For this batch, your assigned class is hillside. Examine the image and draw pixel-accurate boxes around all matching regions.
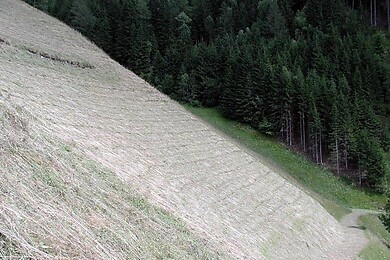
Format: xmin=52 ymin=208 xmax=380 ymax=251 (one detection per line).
xmin=0 ymin=104 xmax=224 ymax=259
xmin=24 ymin=0 xmax=390 ymax=191
xmin=0 ymin=0 xmax=371 ymax=259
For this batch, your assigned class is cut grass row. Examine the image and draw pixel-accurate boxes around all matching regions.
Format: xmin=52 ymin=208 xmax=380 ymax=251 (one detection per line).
xmin=185 ymin=106 xmax=390 ymax=258
xmin=184 ymin=106 xmax=386 ymax=218
xmin=0 ymin=105 xmax=224 ymax=259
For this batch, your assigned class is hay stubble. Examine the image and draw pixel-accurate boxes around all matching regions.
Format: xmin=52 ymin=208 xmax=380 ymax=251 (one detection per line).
xmin=0 ymin=0 xmax=363 ymax=259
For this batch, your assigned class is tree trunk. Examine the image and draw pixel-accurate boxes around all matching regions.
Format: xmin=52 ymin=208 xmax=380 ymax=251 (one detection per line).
xmin=374 ymin=0 xmax=377 ymax=26
xmin=319 ymin=130 xmax=323 ymax=165
xmin=388 ymin=0 xmax=390 ymax=32
xmin=299 ymin=112 xmax=306 ymax=152
xmin=289 ymin=110 xmax=292 ymax=146
xmin=371 ymin=0 xmax=373 ymax=25
xmin=344 ymin=133 xmax=348 ymax=171
xmin=287 ymin=112 xmax=290 ymax=145
xmin=284 ymin=112 xmax=288 ymax=145
xmin=315 ymin=133 xmax=319 ymax=163
xmin=336 ymin=138 xmax=340 ymax=175
xmin=300 ymin=113 xmax=303 ymax=147
xmin=303 ymin=114 xmax=306 ymax=153
xmin=281 ymin=112 xmax=285 ymax=144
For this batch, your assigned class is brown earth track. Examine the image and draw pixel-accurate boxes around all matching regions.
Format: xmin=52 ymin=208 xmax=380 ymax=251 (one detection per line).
xmin=0 ymin=0 xmax=368 ymax=259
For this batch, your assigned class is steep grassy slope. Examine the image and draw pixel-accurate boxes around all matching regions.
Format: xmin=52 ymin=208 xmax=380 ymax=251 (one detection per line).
xmin=0 ymin=105 xmax=223 ymax=259
xmin=358 ymin=214 xmax=390 ymax=259
xmin=0 ymin=0 xmax=366 ymax=259
xmin=184 ymin=107 xmax=386 ymax=214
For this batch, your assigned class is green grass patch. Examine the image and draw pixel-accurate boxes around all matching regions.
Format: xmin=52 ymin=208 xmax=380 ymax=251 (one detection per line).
xmin=358 ymin=214 xmax=390 ymax=259
xmin=359 ymin=241 xmax=390 ymax=260
xmin=185 ymin=106 xmax=386 ymax=216
xmin=359 ymin=214 xmax=390 ymax=246
xmin=316 ymin=198 xmax=351 ymax=221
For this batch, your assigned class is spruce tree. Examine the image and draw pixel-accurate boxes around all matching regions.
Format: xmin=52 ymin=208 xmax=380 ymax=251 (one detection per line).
xmin=256 ymin=0 xmax=287 ymax=38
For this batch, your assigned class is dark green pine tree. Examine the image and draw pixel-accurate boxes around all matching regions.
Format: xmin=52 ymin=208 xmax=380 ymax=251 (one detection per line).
xmin=69 ymin=0 xmax=97 ymax=38
xmin=337 ymin=76 xmax=353 ymax=172
xmin=150 ymin=50 xmax=166 ymax=85
xmin=177 ymin=72 xmax=198 ymax=105
xmin=306 ymin=70 xmax=323 ymax=164
xmin=149 ymin=0 xmax=173 ymax=53
xmin=276 ymin=0 xmax=294 ymax=32
xmin=89 ymin=2 xmax=112 ymax=51
xmin=255 ymin=0 xmax=288 ymax=38
xmin=356 ymin=130 xmax=386 ymax=190
xmin=234 ymin=48 xmax=257 ymax=124
xmin=305 ymin=0 xmax=323 ymax=28
xmin=329 ymin=98 xmax=343 ymax=175
xmin=50 ymin=0 xmax=73 ymax=22
xmin=190 ymin=0 xmax=213 ymax=41
xmin=279 ymin=66 xmax=294 ymax=146
xmin=381 ymin=200 xmax=390 ymax=233
xmin=293 ymin=67 xmax=308 ymax=152
xmin=108 ymin=0 xmax=136 ymax=66
xmin=305 ymin=0 xmax=343 ymax=30
xmin=218 ymin=1 xmax=234 ymax=34
xmin=26 ymin=0 xmax=55 ymax=11
xmin=129 ymin=0 xmax=154 ymax=78
xmin=193 ymin=43 xmax=220 ymax=107
xmin=258 ymin=57 xmax=280 ymax=134
xmin=220 ymin=49 xmax=238 ymax=118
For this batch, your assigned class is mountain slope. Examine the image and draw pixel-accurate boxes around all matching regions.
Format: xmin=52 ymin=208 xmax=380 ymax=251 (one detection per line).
xmin=0 ymin=104 xmax=223 ymax=259
xmin=0 ymin=0 xmax=360 ymax=259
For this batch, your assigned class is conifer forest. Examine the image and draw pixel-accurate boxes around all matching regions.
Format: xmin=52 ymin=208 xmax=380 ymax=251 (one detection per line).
xmin=25 ymin=0 xmax=390 ymax=192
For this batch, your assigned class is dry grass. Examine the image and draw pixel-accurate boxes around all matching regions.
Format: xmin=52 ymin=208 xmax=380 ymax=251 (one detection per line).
xmin=0 ymin=104 xmax=223 ymax=259
xmin=0 ymin=0 xmax=367 ymax=259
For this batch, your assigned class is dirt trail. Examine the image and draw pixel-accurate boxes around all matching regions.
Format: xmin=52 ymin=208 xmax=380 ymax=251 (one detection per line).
xmin=0 ymin=0 xmax=371 ymax=259
xmin=341 ymin=209 xmax=382 ymax=228
xmin=328 ymin=209 xmax=383 ymax=260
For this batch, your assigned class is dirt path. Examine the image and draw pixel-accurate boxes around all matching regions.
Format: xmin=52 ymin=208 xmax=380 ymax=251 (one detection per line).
xmin=328 ymin=209 xmax=383 ymax=260
xmin=0 ymin=1 xmax=371 ymax=259
xmin=187 ymin=111 xmax=386 ymax=260
xmin=341 ymin=209 xmax=382 ymax=228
